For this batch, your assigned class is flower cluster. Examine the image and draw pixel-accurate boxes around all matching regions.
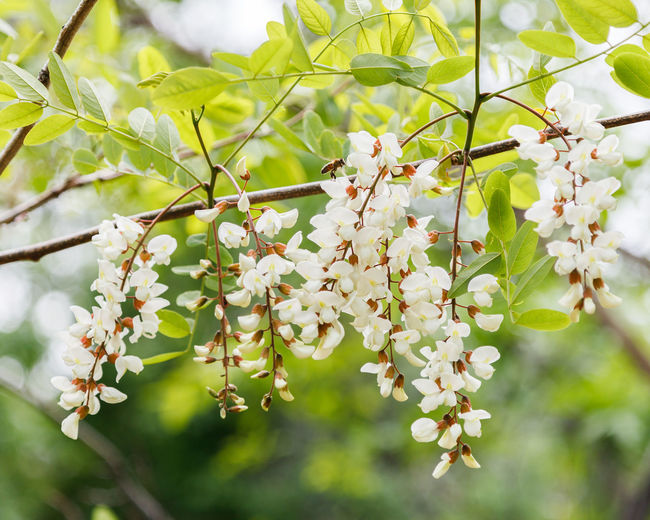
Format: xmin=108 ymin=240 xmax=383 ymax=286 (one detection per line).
xmin=192 ymin=170 xmax=304 ymax=416
xmin=53 ymin=215 xmax=177 ymax=439
xmin=509 ymin=82 xmax=623 ymax=321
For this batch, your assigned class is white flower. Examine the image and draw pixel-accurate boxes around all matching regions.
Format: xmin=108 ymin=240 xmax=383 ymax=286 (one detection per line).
xmin=99 ymin=386 xmax=128 ymax=404
xmin=61 ymin=411 xmax=81 ymax=440
xmin=113 ymin=214 xmax=144 ymax=244
xmin=458 ymin=409 xmax=491 ymax=437
xmin=468 ymin=274 xmax=500 ymax=307
xmin=218 ymin=222 xmax=249 ymax=248
xmin=545 ymin=81 xmax=574 ymax=111
xmin=438 ymin=423 xmax=461 ymax=449
xmin=378 ymin=132 xmax=402 ymax=169
xmin=348 ymin=130 xmax=376 ymax=155
xmin=474 ymin=312 xmax=503 ymax=332
xmin=237 ymin=191 xmax=250 ymax=213
xmin=115 ymin=355 xmax=144 ymax=382
xmin=408 ymin=160 xmax=439 ymax=197
xmin=525 ymin=199 xmax=564 ymax=237
xmin=468 ymin=346 xmax=500 ymax=379
xmin=226 ymin=288 xmax=252 ymax=307
xmin=461 ymin=448 xmax=481 ymax=469
xmin=432 ymin=452 xmax=453 ymax=479
xmin=562 ymin=101 xmax=604 ymax=140
xmin=595 ymin=135 xmax=622 ymax=166
xmin=195 ymin=207 xmax=222 ymax=223
xmin=147 ymin=235 xmax=177 ymax=265
xmin=411 ymin=417 xmax=440 ymax=443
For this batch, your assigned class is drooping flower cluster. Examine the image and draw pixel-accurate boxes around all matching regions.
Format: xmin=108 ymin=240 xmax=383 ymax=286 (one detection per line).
xmin=191 ymin=165 xmax=303 ymax=416
xmin=53 ymin=215 xmax=177 ymax=439
xmin=509 ymin=81 xmax=623 ymax=321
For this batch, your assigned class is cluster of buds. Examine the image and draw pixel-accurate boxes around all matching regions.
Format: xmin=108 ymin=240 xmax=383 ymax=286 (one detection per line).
xmin=53 ymin=214 xmax=177 ymax=439
xmin=510 ymin=81 xmax=623 ymax=321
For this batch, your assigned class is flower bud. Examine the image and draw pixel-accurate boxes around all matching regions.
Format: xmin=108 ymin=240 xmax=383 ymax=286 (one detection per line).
xmin=406 ymin=214 xmax=418 ymax=228
xmin=190 ymin=269 xmax=207 ymax=279
xmin=186 ymin=295 xmax=209 ymax=311
xmin=278 ymin=283 xmax=293 ymax=295
xmin=428 ymin=231 xmax=439 ymax=244
xmin=471 ymin=240 xmax=485 ymax=254
xmin=402 ymin=163 xmax=417 ymax=178
xmin=261 ymin=394 xmax=272 ymax=411
xmin=200 ymin=258 xmax=213 ymax=269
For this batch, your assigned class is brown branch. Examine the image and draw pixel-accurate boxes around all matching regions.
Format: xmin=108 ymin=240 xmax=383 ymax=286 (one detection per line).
xmin=0 ymin=374 xmax=174 ymax=520
xmin=595 ymin=307 xmax=650 ymax=379
xmin=2 ymin=108 xmax=650 ymax=265
xmin=0 ymin=169 xmax=122 ymax=225
xmin=0 ymin=0 xmax=99 ymax=176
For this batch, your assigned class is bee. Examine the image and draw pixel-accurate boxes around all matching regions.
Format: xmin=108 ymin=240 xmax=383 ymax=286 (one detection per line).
xmin=320 ymin=158 xmax=345 ymax=179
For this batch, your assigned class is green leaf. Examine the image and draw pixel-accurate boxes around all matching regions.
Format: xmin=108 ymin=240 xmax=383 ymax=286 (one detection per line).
xmin=577 ymin=0 xmax=637 ymax=28
xmin=515 ymin=309 xmax=570 ymax=331
xmin=186 ymin=233 xmax=207 ymax=248
xmin=251 ymin=38 xmax=293 ymax=75
xmin=78 ymin=77 xmax=111 ymax=122
xmin=171 ymin=265 xmax=202 ymax=276
xmin=528 ymin=66 xmax=556 ymax=105
xmin=507 ymin=221 xmax=538 ymax=275
xmin=102 ymin=133 xmax=122 ymax=165
xmin=72 ymin=148 xmax=100 ymax=174
xmin=554 ymin=0 xmax=609 ymax=44
xmin=605 ymin=44 xmax=648 ymax=67
xmin=512 ymin=255 xmax=555 ymax=304
xmin=428 ymin=21 xmax=459 ymax=57
xmin=268 ymin=118 xmax=313 ymax=153
xmin=176 ymin=290 xmax=201 ymax=307
xmin=296 ymin=0 xmax=331 ymax=36
xmin=303 ymin=110 xmax=325 ymax=155
xmin=0 ymin=81 xmax=17 ymax=101
xmin=391 ymin=20 xmax=415 ymax=56
xmin=137 ymin=45 xmax=170 ymax=80
xmin=282 ymin=4 xmax=313 ymax=72
xmin=24 ymin=114 xmax=75 ymax=145
xmin=393 ymin=56 xmax=429 ymax=87
xmin=128 ymin=107 xmax=156 ymax=142
xmin=488 ymin=189 xmax=516 ymax=242
xmin=127 ymin=147 xmax=152 ymax=171
xmin=47 ymin=52 xmax=81 ymax=110
xmin=154 ymin=114 xmax=181 ymax=154
xmin=137 ymin=71 xmax=169 ymax=89
xmin=0 ymin=103 xmax=43 ymax=130
xmin=427 ymin=55 xmax=474 ymax=84
xmin=93 ymin=0 xmax=119 ymax=53
xmin=157 ymin=309 xmax=191 ymax=338
xmin=91 ymin=505 xmax=119 ymax=520
xmin=518 ymin=30 xmax=576 ymax=58
xmin=212 ymin=52 xmax=250 ymax=71
xmin=484 ymin=170 xmax=510 ymax=206
xmin=510 ymin=173 xmax=540 ymax=209
xmin=152 ymin=67 xmax=229 ymax=110
xmin=141 ymin=350 xmax=186 ymax=366
xmin=350 ymin=53 xmax=412 ymax=86
xmin=448 ymin=252 xmax=502 ymax=299
xmin=0 ymin=61 xmax=48 ymax=101
xmin=77 ymin=119 xmax=107 ymax=134
xmin=613 ymin=53 xmax=650 ymax=98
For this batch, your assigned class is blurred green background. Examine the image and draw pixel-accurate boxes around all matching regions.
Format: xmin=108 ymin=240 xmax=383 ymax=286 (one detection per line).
xmin=0 ymin=0 xmax=649 ymax=519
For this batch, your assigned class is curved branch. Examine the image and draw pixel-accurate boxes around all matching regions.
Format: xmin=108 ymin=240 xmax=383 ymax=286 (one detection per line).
xmin=0 ymin=374 xmax=173 ymax=520
xmin=0 ymin=0 xmax=99 ymax=176
xmin=1 ymin=108 xmax=649 ymax=265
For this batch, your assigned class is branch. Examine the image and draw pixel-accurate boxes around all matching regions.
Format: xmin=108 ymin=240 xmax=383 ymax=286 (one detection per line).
xmin=0 ymin=0 xmax=99 ymax=176
xmin=1 ymin=108 xmax=650 ymax=265
xmin=0 ymin=169 xmax=122 ymax=225
xmin=595 ymin=307 xmax=650 ymax=379
xmin=0 ymin=373 xmax=173 ymax=520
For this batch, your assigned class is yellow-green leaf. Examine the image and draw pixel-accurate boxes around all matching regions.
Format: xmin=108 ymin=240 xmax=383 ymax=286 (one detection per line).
xmin=250 ymin=38 xmax=293 ymax=75
xmin=48 ymin=52 xmax=81 ymax=111
xmin=488 ymin=189 xmax=516 ymax=242
xmin=141 ymin=350 xmax=186 ymax=365
xmin=515 ymin=308 xmax=570 ymax=331
xmin=510 ymin=173 xmax=540 ymax=209
xmin=427 ymin=55 xmax=474 ymax=84
xmin=518 ymin=30 xmax=576 ymax=58
xmin=152 ymin=67 xmax=229 ymax=110
xmin=296 ymin=0 xmax=332 ymax=36
xmin=0 ymin=102 xmax=43 ymax=130
xmin=137 ymin=45 xmax=170 ymax=80
xmin=613 ymin=52 xmax=650 ymax=98
xmin=157 ymin=309 xmax=191 ymax=338
xmin=554 ymin=0 xmax=609 ymax=44
xmin=24 ymin=114 xmax=75 ymax=145
xmin=78 ymin=77 xmax=111 ymax=122
xmin=578 ymin=0 xmax=637 ymax=28
xmin=0 ymin=81 xmax=17 ymax=101
xmin=73 ymin=148 xmax=100 ymax=174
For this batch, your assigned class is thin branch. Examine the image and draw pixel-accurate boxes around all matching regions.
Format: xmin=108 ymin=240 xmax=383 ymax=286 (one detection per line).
xmin=0 ymin=169 xmax=122 ymax=225
xmin=0 ymin=373 xmax=174 ymax=520
xmin=0 ymin=0 xmax=99 ymax=176
xmin=2 ymin=108 xmax=650 ymax=265
xmin=595 ymin=307 xmax=650 ymax=379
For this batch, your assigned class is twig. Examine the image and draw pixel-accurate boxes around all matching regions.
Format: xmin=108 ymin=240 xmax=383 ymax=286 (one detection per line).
xmin=2 ymin=109 xmax=650 ymax=265
xmin=0 ymin=373 xmax=174 ymax=520
xmin=0 ymin=0 xmax=99 ymax=176
xmin=595 ymin=307 xmax=650 ymax=379
xmin=0 ymin=169 xmax=122 ymax=225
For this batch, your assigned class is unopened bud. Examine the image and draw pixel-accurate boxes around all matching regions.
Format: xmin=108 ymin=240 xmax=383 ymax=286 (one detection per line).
xmin=402 ymin=163 xmax=417 ymax=178
xmin=278 ymin=283 xmax=293 ymax=295
xmin=139 ymin=251 xmax=151 ymax=263
xmin=428 ymin=231 xmax=439 ymax=244
xmin=121 ymin=317 xmax=134 ymax=329
xmin=261 ymin=394 xmax=272 ymax=411
xmin=252 ymin=370 xmax=270 ymax=379
xmin=214 ymin=304 xmax=224 ymax=320
xmin=406 ymin=214 xmax=418 ymax=228
xmin=467 ymin=305 xmax=480 ymax=318
xmin=186 ymin=295 xmax=209 ymax=311
xmin=200 ymin=258 xmax=213 ymax=269
xmin=378 ymin=351 xmax=389 ymax=365
xmin=569 ymin=269 xmax=582 ymax=285
xmin=471 ymin=240 xmax=485 ymax=254
xmin=206 ymin=386 xmax=220 ymax=399
xmin=228 ymin=405 xmax=248 ymax=413
xmin=190 ymin=269 xmax=207 ymax=279
xmin=345 ymin=184 xmax=358 ymax=199
xmin=274 ymin=242 xmax=287 ymax=255
xmin=76 ymin=405 xmax=90 ymax=420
